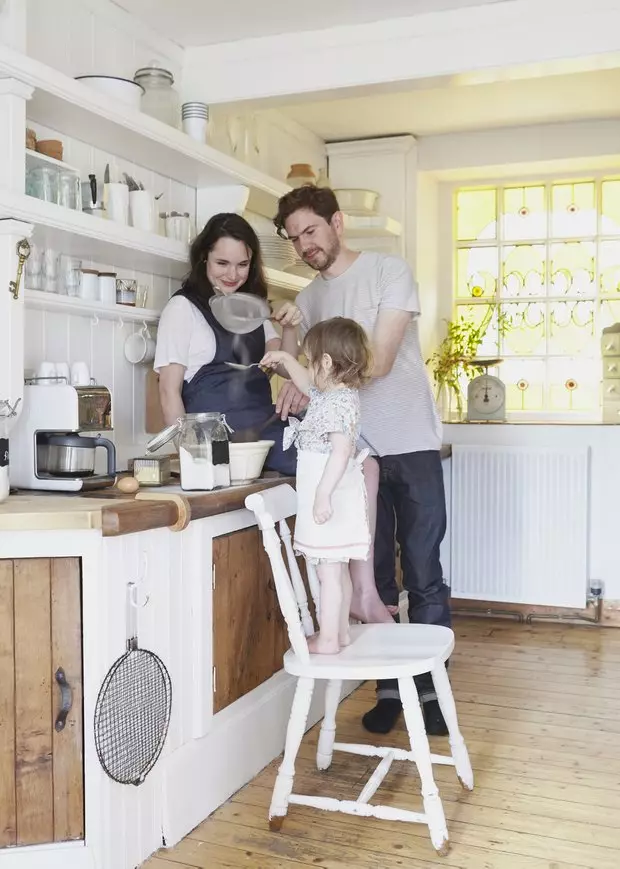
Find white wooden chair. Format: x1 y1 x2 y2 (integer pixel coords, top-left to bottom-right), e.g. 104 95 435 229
245 484 473 856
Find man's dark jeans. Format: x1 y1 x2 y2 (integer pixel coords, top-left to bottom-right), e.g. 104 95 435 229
373 449 451 701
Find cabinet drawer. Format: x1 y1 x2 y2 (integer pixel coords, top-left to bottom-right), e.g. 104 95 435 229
603 402 620 424
603 358 620 379
603 381 620 400
602 334 620 356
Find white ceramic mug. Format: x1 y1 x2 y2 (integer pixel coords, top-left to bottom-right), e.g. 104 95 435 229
54 362 71 384
129 190 155 233
71 361 90 386
105 182 129 224
124 328 156 365
36 361 56 384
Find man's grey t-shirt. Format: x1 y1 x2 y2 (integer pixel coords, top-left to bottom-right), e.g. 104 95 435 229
295 251 442 457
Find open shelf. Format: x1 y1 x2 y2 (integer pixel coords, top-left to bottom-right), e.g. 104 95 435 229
24 288 161 323
0 187 188 278
343 214 402 237
0 45 289 219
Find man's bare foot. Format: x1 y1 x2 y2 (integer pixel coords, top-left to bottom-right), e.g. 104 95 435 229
350 594 394 624
307 633 340 655
339 631 351 648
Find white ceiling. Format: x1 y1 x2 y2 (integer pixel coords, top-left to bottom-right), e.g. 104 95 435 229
274 68 620 140
113 0 506 47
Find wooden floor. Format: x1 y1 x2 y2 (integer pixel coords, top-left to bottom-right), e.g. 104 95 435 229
144 617 620 869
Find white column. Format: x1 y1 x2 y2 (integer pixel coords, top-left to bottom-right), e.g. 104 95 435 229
0 219 34 421
0 78 33 192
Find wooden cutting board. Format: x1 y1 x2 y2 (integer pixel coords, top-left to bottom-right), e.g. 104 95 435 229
146 370 165 434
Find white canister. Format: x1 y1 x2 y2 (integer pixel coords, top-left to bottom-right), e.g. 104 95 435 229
165 213 191 244
182 116 209 143
105 182 129 224
98 271 117 305
129 190 156 233
79 268 99 301
71 361 90 386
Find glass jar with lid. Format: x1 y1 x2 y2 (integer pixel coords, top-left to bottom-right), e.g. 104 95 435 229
133 62 180 127
146 412 230 491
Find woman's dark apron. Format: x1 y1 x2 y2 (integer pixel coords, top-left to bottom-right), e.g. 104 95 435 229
174 287 296 476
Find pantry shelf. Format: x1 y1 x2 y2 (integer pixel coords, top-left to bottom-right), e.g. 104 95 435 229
24 289 161 323
342 214 402 237
0 45 290 218
0 187 189 278
265 267 310 300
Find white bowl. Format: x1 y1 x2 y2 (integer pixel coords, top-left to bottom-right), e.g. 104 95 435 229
229 440 274 484
333 188 380 215
75 75 144 111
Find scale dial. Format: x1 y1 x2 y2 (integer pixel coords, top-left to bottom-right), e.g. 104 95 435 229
467 374 506 422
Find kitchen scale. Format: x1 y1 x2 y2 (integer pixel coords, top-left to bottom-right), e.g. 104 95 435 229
467 358 506 423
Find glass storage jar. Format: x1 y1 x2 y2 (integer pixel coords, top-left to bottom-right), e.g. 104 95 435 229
146 412 230 491
133 62 180 127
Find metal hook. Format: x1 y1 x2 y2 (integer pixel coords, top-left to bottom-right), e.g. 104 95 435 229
117 316 125 329
91 313 99 326
129 580 149 609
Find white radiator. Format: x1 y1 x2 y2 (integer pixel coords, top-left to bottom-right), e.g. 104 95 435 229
450 444 589 608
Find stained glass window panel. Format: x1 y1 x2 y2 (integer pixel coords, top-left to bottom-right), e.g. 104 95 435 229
456 247 498 299
599 241 620 296
455 304 500 357
601 180 620 235
548 357 598 411
501 245 545 298
548 300 596 355
456 189 497 242
501 358 545 411
503 186 546 240
600 300 620 329
551 182 596 238
550 242 596 297
500 303 546 356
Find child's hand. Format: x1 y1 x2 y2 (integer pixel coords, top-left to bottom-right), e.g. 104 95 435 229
313 490 333 524
260 350 287 369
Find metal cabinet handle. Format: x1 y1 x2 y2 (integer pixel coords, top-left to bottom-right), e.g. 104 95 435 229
54 667 73 732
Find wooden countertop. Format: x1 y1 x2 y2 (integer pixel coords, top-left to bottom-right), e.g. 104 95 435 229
0 477 294 536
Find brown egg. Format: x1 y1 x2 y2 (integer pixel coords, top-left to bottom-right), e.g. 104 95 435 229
117 476 140 494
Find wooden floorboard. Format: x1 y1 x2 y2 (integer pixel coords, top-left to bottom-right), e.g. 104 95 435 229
143 618 620 868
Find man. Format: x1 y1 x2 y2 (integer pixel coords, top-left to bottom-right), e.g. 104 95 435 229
274 185 451 736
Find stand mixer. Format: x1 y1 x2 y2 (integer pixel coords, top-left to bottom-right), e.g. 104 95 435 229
10 380 116 492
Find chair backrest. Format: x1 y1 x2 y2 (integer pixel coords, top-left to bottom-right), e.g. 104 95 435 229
245 484 319 665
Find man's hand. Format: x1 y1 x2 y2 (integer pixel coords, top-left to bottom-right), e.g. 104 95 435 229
276 380 309 420
273 302 303 329
313 489 333 524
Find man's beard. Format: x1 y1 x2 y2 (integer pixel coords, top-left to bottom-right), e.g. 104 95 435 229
302 238 340 272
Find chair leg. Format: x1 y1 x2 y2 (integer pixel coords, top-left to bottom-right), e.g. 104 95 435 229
432 664 474 791
317 679 342 771
269 676 315 831
399 676 450 856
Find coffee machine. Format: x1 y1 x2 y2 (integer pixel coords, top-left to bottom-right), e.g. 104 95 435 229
10 381 116 491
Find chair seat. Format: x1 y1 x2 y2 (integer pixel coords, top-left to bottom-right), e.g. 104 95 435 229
283 623 454 680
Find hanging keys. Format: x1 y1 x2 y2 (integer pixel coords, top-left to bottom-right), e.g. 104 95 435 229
8 239 31 300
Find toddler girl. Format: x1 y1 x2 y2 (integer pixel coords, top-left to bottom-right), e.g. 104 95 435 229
261 317 372 654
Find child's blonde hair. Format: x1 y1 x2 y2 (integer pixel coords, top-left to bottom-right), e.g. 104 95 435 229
303 317 372 389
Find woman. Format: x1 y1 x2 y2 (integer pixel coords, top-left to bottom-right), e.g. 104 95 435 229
154 212 300 476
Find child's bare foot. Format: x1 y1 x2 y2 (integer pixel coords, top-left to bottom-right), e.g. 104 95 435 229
307 633 340 655
338 631 351 648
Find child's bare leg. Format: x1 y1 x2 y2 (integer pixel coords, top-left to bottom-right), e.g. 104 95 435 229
308 562 343 654
339 563 353 647
350 456 393 625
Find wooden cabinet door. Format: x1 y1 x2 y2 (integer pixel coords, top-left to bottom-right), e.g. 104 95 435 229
212 526 288 713
0 558 84 848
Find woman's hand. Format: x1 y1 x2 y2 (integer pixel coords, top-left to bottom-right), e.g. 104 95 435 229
313 489 333 524
274 302 302 329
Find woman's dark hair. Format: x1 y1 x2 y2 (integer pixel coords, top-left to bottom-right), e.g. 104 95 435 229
274 185 340 238
184 212 268 299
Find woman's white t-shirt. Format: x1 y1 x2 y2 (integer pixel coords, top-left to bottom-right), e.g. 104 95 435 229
154 295 278 381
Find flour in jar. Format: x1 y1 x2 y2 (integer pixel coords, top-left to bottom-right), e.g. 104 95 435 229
179 446 230 490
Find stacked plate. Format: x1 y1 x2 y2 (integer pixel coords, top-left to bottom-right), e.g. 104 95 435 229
259 233 295 270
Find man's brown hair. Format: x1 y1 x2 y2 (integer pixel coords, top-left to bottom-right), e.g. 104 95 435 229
273 185 340 238
303 317 372 390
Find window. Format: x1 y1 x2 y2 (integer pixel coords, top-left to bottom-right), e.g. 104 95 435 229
454 179 620 415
